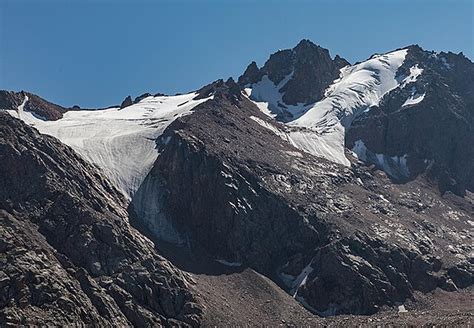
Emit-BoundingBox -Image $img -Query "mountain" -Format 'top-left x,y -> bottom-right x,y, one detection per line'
1,40 -> 473,325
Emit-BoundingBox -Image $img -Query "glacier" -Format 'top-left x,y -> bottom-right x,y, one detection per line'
7,93 -> 211,198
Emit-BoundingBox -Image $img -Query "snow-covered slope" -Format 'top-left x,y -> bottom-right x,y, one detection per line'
7,93 -> 211,198
287,49 -> 408,166
245,49 -> 413,166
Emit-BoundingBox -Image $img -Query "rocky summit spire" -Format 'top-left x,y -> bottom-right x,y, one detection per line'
238,39 -> 349,106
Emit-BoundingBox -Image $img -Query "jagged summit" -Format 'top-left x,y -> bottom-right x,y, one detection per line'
238,39 -> 349,110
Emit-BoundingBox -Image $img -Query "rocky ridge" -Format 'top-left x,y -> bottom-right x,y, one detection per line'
0,90 -> 66,120
240,41 -> 474,196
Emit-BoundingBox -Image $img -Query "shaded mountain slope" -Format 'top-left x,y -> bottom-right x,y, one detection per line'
142,80 -> 473,315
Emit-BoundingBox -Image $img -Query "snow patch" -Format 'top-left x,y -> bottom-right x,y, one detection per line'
402,93 -> 425,107
400,64 -> 423,88
398,305 -> 408,313
249,115 -> 291,142
17,95 -> 28,119
440,57 -> 453,70
244,49 -> 410,168
6,95 -> 38,120
245,74 -> 312,119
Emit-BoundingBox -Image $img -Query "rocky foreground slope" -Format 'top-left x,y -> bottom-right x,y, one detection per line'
0,112 -> 202,326
0,40 -> 473,326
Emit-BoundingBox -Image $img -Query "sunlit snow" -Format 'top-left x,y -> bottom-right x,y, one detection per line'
402,93 -> 425,107
286,49 -> 407,166
245,74 -> 313,120
400,64 -> 423,88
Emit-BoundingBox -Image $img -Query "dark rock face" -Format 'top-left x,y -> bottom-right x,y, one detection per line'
195,78 -> 242,104
346,46 -> 474,195
334,54 -> 350,70
23,92 -> 66,120
279,40 -> 345,106
0,90 -> 23,110
237,61 -> 261,87
0,113 -> 202,326
238,39 -> 349,106
0,90 -> 65,120
120,95 -> 133,109
138,84 -> 473,316
134,93 -> 152,103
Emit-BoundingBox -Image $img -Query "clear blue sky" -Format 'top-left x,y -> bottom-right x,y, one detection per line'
1,0 -> 473,108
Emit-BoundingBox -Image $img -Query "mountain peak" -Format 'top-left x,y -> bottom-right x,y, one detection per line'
293,38 -> 319,50
238,39 -> 346,110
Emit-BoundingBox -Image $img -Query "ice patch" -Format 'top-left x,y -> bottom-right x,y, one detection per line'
216,259 -> 242,267
352,140 -> 368,161
296,295 -> 339,317
279,261 -> 314,298
132,173 -> 184,244
352,140 -> 409,179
